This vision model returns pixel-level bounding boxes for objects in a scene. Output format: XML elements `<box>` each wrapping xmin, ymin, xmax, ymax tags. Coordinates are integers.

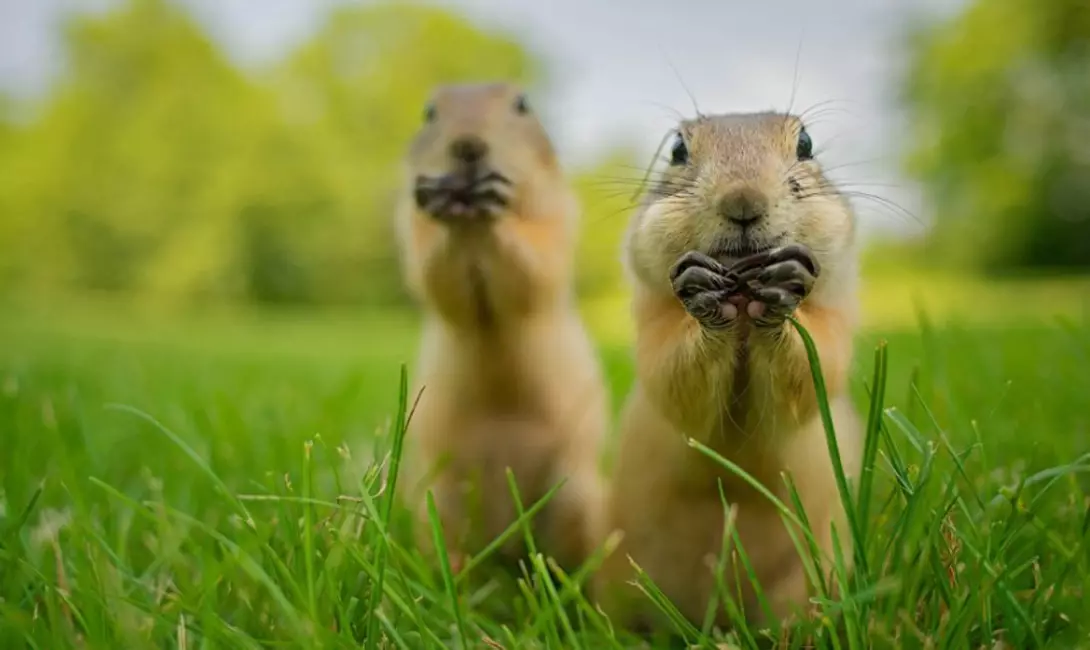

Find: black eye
<box><xmin>514</xmin><ymin>94</ymin><xmax>530</xmax><ymax>115</ymax></box>
<box><xmin>796</xmin><ymin>127</ymin><xmax>813</xmax><ymax>160</ymax></box>
<box><xmin>669</xmin><ymin>134</ymin><xmax>689</xmax><ymax>166</ymax></box>
<box><xmin>424</xmin><ymin>103</ymin><xmax>436</xmax><ymax>123</ymax></box>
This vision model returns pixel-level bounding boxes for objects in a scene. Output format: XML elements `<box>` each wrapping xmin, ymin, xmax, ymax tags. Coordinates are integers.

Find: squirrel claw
<box><xmin>732</xmin><ymin>244</ymin><xmax>820</xmax><ymax>327</ymax></box>
<box><xmin>670</xmin><ymin>251</ymin><xmax>738</xmax><ymax>330</ymax></box>
<box><xmin>672</xmin><ymin>244</ymin><xmax>820</xmax><ymax>329</ymax></box>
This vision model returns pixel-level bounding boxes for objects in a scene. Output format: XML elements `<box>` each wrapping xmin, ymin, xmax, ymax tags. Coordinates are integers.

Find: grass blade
<box><xmin>426</xmin><ymin>490</ymin><xmax>470</xmax><ymax>649</ymax></box>
<box><xmin>104</xmin><ymin>403</ymin><xmax>256</xmax><ymax>529</ymax></box>
<box><xmin>857</xmin><ymin>340</ymin><xmax>889</xmax><ymax>543</ymax></box>
<box><xmin>787</xmin><ymin>316</ymin><xmax>867</xmax><ymax>576</ymax></box>
<box><xmin>301</xmin><ymin>439</ymin><xmax>317</xmax><ymax>622</ymax></box>
<box><xmin>365</xmin><ymin>364</ymin><xmax>412</xmax><ymax>648</ymax></box>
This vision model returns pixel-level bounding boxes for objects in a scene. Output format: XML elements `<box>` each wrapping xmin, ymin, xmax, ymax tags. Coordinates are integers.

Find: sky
<box><xmin>0</xmin><ymin>0</ymin><xmax>968</xmax><ymax>238</ymax></box>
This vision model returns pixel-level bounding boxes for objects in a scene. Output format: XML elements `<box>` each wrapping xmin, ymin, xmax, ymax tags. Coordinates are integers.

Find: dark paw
<box><xmin>669</xmin><ymin>251</ymin><xmax>739</xmax><ymax>330</ymax></box>
<box><xmin>735</xmin><ymin>244</ymin><xmax>820</xmax><ymax>326</ymax></box>
<box><xmin>414</xmin><ymin>170</ymin><xmax>512</xmax><ymax>223</ymax></box>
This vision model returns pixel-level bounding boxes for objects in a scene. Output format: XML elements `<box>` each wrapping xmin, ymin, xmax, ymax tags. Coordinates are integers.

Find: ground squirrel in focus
<box><xmin>591</xmin><ymin>111</ymin><xmax>863</xmax><ymax>631</ymax></box>
<box><xmin>394</xmin><ymin>82</ymin><xmax>609</xmax><ymax>575</ymax></box>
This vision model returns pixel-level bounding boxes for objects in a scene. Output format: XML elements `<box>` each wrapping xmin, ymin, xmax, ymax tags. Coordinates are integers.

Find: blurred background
<box><xmin>0</xmin><ymin>0</ymin><xmax>1087</xmax><ymax>339</ymax></box>
<box><xmin>4</xmin><ymin>4</ymin><xmax>1089</xmax><ymax>646</ymax></box>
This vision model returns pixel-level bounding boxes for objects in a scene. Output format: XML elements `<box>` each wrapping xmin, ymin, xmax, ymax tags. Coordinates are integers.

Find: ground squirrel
<box><xmin>591</xmin><ymin>111</ymin><xmax>863</xmax><ymax>631</ymax></box>
<box><xmin>394</xmin><ymin>82</ymin><xmax>609</xmax><ymax>575</ymax></box>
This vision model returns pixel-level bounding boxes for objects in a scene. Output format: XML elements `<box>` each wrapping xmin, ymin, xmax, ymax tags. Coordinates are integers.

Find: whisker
<box><xmin>796</xmin><ymin>98</ymin><xmax>860</xmax><ymax>122</ymax></box>
<box><xmin>799</xmin><ymin>189</ymin><xmax>921</xmax><ymax>225</ymax></box>
<box><xmin>584</xmin><ymin>171</ymin><xmax>696</xmax><ymax>184</ymax></box>
<box><xmin>841</xmin><ymin>192</ymin><xmax>922</xmax><ymax>226</ymax></box>
<box><xmin>583</xmin><ymin>185</ymin><xmax>697</xmax><ymax>205</ymax></box>
<box><xmin>807</xmin><ymin>177</ymin><xmax>910</xmax><ymax>189</ymax></box>
<box><xmin>815</xmin><ymin>157</ymin><xmax>892</xmax><ymax>175</ymax></box>
<box><xmin>786</xmin><ymin>33</ymin><xmax>806</xmax><ymax>118</ymax></box>
<box><xmin>642</xmin><ymin>101</ymin><xmax>690</xmax><ymax>124</ymax></box>
<box><xmin>660</xmin><ymin>52</ymin><xmax>702</xmax><ymax>119</ymax></box>
<box><xmin>795</xmin><ymin>107</ymin><xmax>854</xmax><ymax>127</ymax></box>
<box><xmin>629</xmin><ymin>129</ymin><xmax>681</xmax><ymax>201</ymax></box>
<box><xmin>581</xmin><ymin>178</ymin><xmax>667</xmax><ymax>190</ymax></box>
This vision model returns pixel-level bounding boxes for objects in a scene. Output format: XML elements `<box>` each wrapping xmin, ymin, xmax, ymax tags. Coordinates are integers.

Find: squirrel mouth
<box><xmin>413</xmin><ymin>169</ymin><xmax>513</xmax><ymax>222</ymax></box>
<box><xmin>707</xmin><ymin>236</ymin><xmax>782</xmax><ymax>264</ymax></box>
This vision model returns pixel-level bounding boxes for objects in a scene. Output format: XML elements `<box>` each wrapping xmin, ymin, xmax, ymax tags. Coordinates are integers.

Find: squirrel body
<box><xmin>592</xmin><ymin>111</ymin><xmax>863</xmax><ymax>630</ymax></box>
<box><xmin>395</xmin><ymin>82</ymin><xmax>608</xmax><ymax>573</ymax></box>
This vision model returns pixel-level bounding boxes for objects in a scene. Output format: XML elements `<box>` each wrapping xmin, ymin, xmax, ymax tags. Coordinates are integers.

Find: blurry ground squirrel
<box><xmin>591</xmin><ymin>111</ymin><xmax>863</xmax><ymax>631</ymax></box>
<box><xmin>394</xmin><ymin>82</ymin><xmax>609</xmax><ymax>574</ymax></box>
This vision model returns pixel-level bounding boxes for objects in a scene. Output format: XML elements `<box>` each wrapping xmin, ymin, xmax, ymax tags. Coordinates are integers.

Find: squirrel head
<box><xmin>405</xmin><ymin>82</ymin><xmax>571</xmax><ymax>226</ymax></box>
<box><xmin>625</xmin><ymin>112</ymin><xmax>857</xmax><ymax>298</ymax></box>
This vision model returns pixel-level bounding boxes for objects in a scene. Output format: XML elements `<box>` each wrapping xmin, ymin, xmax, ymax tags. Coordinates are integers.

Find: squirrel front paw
<box><xmin>734</xmin><ymin>244</ymin><xmax>820</xmax><ymax>327</ymax></box>
<box><xmin>669</xmin><ymin>251</ymin><xmax>740</xmax><ymax>330</ymax></box>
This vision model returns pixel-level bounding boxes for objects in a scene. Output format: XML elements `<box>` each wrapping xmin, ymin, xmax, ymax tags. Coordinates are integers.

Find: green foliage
<box><xmin>11</xmin><ymin>0</ymin><xmax>264</xmax><ymax>297</ymax></box>
<box><xmin>0</xmin><ymin>0</ymin><xmax>571</xmax><ymax>306</ymax></box>
<box><xmin>264</xmin><ymin>3</ymin><xmax>539</xmax><ymax>306</ymax></box>
<box><xmin>902</xmin><ymin>0</ymin><xmax>1090</xmax><ymax>274</ymax></box>
<box><xmin>571</xmin><ymin>147</ymin><xmax>646</xmax><ymax>300</ymax></box>
<box><xmin>0</xmin><ymin>97</ymin><xmax>18</xmax><ymax>286</ymax></box>
<box><xmin>1</xmin><ymin>305</ymin><xmax>1088</xmax><ymax>647</ymax></box>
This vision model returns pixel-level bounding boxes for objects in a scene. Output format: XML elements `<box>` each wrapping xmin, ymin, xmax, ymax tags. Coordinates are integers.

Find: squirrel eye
<box><xmin>669</xmin><ymin>133</ymin><xmax>689</xmax><ymax>166</ymax></box>
<box><xmin>424</xmin><ymin>103</ymin><xmax>437</xmax><ymax>123</ymax></box>
<box><xmin>514</xmin><ymin>94</ymin><xmax>530</xmax><ymax>115</ymax></box>
<box><xmin>796</xmin><ymin>127</ymin><xmax>813</xmax><ymax>161</ymax></box>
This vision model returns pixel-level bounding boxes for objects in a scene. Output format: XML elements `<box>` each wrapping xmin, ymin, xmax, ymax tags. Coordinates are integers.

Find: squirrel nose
<box><xmin>717</xmin><ymin>188</ymin><xmax>768</xmax><ymax>225</ymax></box>
<box><xmin>449</xmin><ymin>136</ymin><xmax>488</xmax><ymax>164</ymax></box>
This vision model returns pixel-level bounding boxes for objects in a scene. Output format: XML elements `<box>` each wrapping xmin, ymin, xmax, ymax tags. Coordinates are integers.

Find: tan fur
<box><xmin>591</xmin><ymin>112</ymin><xmax>863</xmax><ymax>630</ymax></box>
<box><xmin>394</xmin><ymin>82</ymin><xmax>609</xmax><ymax>573</ymax></box>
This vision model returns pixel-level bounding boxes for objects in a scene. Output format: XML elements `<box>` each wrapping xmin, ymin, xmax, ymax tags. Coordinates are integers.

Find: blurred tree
<box><xmin>0</xmin><ymin>96</ymin><xmax>17</xmax><ymax>286</ymax></box>
<box><xmin>570</xmin><ymin>147</ymin><xmax>648</xmax><ymax>300</ymax></box>
<box><xmin>902</xmin><ymin>0</ymin><xmax>1090</xmax><ymax>273</ymax></box>
<box><xmin>267</xmin><ymin>3</ymin><xmax>540</xmax><ymax>305</ymax></box>
<box><xmin>0</xmin><ymin>94</ymin><xmax>10</xmax><ymax>136</ymax></box>
<box><xmin>0</xmin><ymin>0</ymin><xmax>544</xmax><ymax>306</ymax></box>
<box><xmin>6</xmin><ymin>0</ymin><xmax>263</xmax><ymax>300</ymax></box>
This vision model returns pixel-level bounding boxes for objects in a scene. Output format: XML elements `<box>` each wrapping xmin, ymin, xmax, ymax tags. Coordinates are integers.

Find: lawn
<box><xmin>1</xmin><ymin>288</ymin><xmax>1088</xmax><ymax>649</ymax></box>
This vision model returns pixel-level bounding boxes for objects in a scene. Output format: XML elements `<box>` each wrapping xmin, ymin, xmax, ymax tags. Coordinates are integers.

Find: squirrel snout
<box><xmin>717</xmin><ymin>188</ymin><xmax>768</xmax><ymax>225</ymax></box>
<box><xmin>449</xmin><ymin>135</ymin><xmax>489</xmax><ymax>165</ymax></box>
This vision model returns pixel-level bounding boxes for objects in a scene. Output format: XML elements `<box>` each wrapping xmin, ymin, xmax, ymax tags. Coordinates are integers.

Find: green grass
<box><xmin>1</xmin><ymin>300</ymin><xmax>1088</xmax><ymax>649</ymax></box>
